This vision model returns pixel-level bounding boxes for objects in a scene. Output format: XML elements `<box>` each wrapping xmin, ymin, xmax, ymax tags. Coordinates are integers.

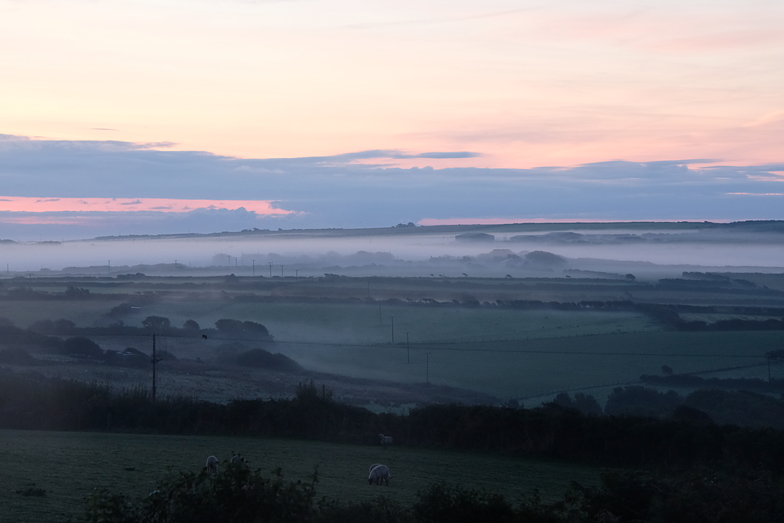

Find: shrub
<box><xmin>235</xmin><ymin>349</ymin><xmax>302</xmax><ymax>372</ymax></box>
<box><xmin>142</xmin><ymin>316</ymin><xmax>171</xmax><ymax>331</ymax></box>
<box><xmin>183</xmin><ymin>319</ymin><xmax>200</xmax><ymax>331</ymax></box>
<box><xmin>413</xmin><ymin>483</ymin><xmax>516</xmax><ymax>523</ymax></box>
<box><xmin>85</xmin><ymin>464</ymin><xmax>317</xmax><ymax>523</ymax></box>
<box><xmin>215</xmin><ymin>319</ymin><xmax>273</xmax><ymax>340</ymax></box>
<box><xmin>62</xmin><ymin>336</ymin><xmax>103</xmax><ymax>358</ymax></box>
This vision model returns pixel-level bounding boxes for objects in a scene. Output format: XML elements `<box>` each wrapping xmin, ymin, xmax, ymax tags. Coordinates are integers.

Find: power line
<box><xmin>265</xmin><ymin>338</ymin><xmax>763</xmax><ymax>359</ymax></box>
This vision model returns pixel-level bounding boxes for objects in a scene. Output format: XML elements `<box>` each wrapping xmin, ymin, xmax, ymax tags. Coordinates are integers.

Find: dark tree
<box><xmin>215</xmin><ymin>319</ymin><xmax>272</xmax><ymax>340</ymax></box>
<box><xmin>573</xmin><ymin>393</ymin><xmax>603</xmax><ymax>416</ymax></box>
<box><xmin>605</xmin><ymin>386</ymin><xmax>683</xmax><ymax>418</ymax></box>
<box><xmin>235</xmin><ymin>349</ymin><xmax>302</xmax><ymax>372</ymax></box>
<box><xmin>215</xmin><ymin>318</ymin><xmax>243</xmax><ymax>332</ymax></box>
<box><xmin>107</xmin><ymin>303</ymin><xmax>134</xmax><ymax>318</ymax></box>
<box><xmin>183</xmin><ymin>319</ymin><xmax>200</xmax><ymax>331</ymax></box>
<box><xmin>142</xmin><ymin>316</ymin><xmax>170</xmax><ymax>331</ymax></box>
<box><xmin>62</xmin><ymin>336</ymin><xmax>103</xmax><ymax>358</ymax></box>
<box><xmin>64</xmin><ymin>286</ymin><xmax>91</xmax><ymax>298</ymax></box>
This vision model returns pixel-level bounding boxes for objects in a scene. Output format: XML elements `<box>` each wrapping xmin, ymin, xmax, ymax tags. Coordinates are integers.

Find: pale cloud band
<box><xmin>0</xmin><ymin>135</ymin><xmax>782</xmax><ymax>240</ymax></box>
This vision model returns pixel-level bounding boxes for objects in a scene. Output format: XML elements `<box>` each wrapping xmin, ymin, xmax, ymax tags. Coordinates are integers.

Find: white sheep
<box><xmin>378</xmin><ymin>433</ymin><xmax>393</xmax><ymax>449</ymax></box>
<box><xmin>205</xmin><ymin>455</ymin><xmax>219</xmax><ymax>475</ymax></box>
<box><xmin>368</xmin><ymin>464</ymin><xmax>391</xmax><ymax>486</ymax></box>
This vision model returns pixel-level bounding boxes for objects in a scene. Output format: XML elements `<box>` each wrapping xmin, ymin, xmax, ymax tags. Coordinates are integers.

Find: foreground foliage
<box><xmin>86</xmin><ymin>464</ymin><xmax>316</xmax><ymax>523</ymax></box>
<box><xmin>85</xmin><ymin>465</ymin><xmax>784</xmax><ymax>523</ymax></box>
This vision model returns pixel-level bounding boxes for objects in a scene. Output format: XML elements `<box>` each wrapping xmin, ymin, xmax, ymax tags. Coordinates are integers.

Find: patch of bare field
<box><xmin>13</xmin><ymin>354</ymin><xmax>500</xmax><ymax>409</ymax></box>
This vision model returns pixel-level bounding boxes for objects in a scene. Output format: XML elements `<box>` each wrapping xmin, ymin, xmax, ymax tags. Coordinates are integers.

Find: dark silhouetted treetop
<box><xmin>64</xmin><ymin>286</ymin><xmax>91</xmax><ymax>299</ymax></box>
<box><xmin>214</xmin><ymin>319</ymin><xmax>273</xmax><ymax>340</ymax></box>
<box><xmin>142</xmin><ymin>315</ymin><xmax>171</xmax><ymax>331</ymax></box>
<box><xmin>525</xmin><ymin>251</ymin><xmax>567</xmax><ymax>266</ymax></box>
<box><xmin>62</xmin><ymin>336</ymin><xmax>103</xmax><ymax>358</ymax></box>
<box><xmin>235</xmin><ymin>349</ymin><xmax>302</xmax><ymax>372</ymax></box>
<box><xmin>183</xmin><ymin>319</ymin><xmax>200</xmax><ymax>330</ymax></box>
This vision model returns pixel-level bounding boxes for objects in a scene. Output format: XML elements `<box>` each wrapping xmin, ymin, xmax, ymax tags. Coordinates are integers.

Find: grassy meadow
<box><xmin>0</xmin><ymin>297</ymin><xmax>658</xmax><ymax>343</ymax></box>
<box><xmin>2</xmin><ymin>292</ymin><xmax>783</xmax><ymax>403</ymax></box>
<box><xmin>0</xmin><ymin>429</ymin><xmax>601</xmax><ymax>523</ymax></box>
<box><xmin>279</xmin><ymin>330</ymin><xmax>782</xmax><ymax>400</ymax></box>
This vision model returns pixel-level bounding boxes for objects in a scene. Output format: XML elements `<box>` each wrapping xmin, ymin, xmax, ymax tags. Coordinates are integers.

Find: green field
<box><xmin>0</xmin><ymin>430</ymin><xmax>601</xmax><ymax>523</ymax></box>
<box><xmin>3</xmin><ymin>294</ymin><xmax>783</xmax><ymax>403</ymax></box>
<box><xmin>0</xmin><ymin>298</ymin><xmax>659</xmax><ymax>343</ymax></box>
<box><xmin>279</xmin><ymin>330</ymin><xmax>783</xmax><ymax>400</ymax></box>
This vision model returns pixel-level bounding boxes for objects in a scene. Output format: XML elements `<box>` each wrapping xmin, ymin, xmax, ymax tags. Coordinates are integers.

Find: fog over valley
<box><xmin>3</xmin><ymin>221</ymin><xmax>783</xmax><ymax>278</ymax></box>
<box><xmin>4</xmin><ymin>0</ymin><xmax>784</xmax><ymax>516</ymax></box>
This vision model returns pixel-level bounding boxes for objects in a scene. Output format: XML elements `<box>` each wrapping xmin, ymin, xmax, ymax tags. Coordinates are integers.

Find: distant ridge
<box><xmin>86</xmin><ymin>220</ymin><xmax>784</xmax><ymax>243</ymax></box>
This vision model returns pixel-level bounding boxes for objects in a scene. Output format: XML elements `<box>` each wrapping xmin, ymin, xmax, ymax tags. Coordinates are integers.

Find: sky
<box><xmin>1</xmin><ymin>0</ymin><xmax>783</xmax><ymax>240</ymax></box>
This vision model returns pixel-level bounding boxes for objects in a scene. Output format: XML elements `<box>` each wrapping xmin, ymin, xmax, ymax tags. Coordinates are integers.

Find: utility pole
<box><xmin>390</xmin><ymin>316</ymin><xmax>394</xmax><ymax>344</ymax></box>
<box><xmin>108</xmin><ymin>260</ymin><xmax>111</xmax><ymax>274</ymax></box>
<box><xmin>406</xmin><ymin>332</ymin><xmax>410</xmax><ymax>364</ymax></box>
<box><xmin>295</xmin><ymin>269</ymin><xmax>299</xmax><ymax>278</ymax></box>
<box><xmin>426</xmin><ymin>352</ymin><xmax>430</xmax><ymax>384</ymax></box>
<box><xmin>252</xmin><ymin>260</ymin><xmax>255</xmax><ymax>276</ymax></box>
<box><xmin>281</xmin><ymin>265</ymin><xmax>285</xmax><ymax>277</ymax></box>
<box><xmin>151</xmin><ymin>333</ymin><xmax>162</xmax><ymax>402</ymax></box>
<box><xmin>268</xmin><ymin>262</ymin><xmax>273</xmax><ymax>277</ymax></box>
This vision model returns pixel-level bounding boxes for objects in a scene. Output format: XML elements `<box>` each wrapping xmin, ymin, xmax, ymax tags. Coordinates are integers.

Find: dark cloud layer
<box><xmin>0</xmin><ymin>135</ymin><xmax>782</xmax><ymax>240</ymax></box>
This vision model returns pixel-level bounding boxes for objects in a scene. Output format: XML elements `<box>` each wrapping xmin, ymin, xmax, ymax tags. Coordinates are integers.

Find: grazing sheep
<box><xmin>205</xmin><ymin>455</ymin><xmax>219</xmax><ymax>475</ymax></box>
<box><xmin>368</xmin><ymin>463</ymin><xmax>382</xmax><ymax>474</ymax></box>
<box><xmin>379</xmin><ymin>434</ymin><xmax>393</xmax><ymax>449</ymax></box>
<box><xmin>368</xmin><ymin>464</ymin><xmax>391</xmax><ymax>486</ymax></box>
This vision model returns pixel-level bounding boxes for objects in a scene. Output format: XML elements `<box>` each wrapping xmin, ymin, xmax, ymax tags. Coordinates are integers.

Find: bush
<box><xmin>62</xmin><ymin>336</ymin><xmax>103</xmax><ymax>358</ymax></box>
<box><xmin>413</xmin><ymin>484</ymin><xmax>516</xmax><ymax>523</ymax></box>
<box><xmin>183</xmin><ymin>319</ymin><xmax>200</xmax><ymax>331</ymax></box>
<box><xmin>235</xmin><ymin>349</ymin><xmax>302</xmax><ymax>372</ymax></box>
<box><xmin>551</xmin><ymin>392</ymin><xmax>602</xmax><ymax>416</ymax></box>
<box><xmin>604</xmin><ymin>386</ymin><xmax>682</xmax><ymax>418</ymax></box>
<box><xmin>215</xmin><ymin>319</ymin><xmax>273</xmax><ymax>341</ymax></box>
<box><xmin>85</xmin><ymin>464</ymin><xmax>317</xmax><ymax>523</ymax></box>
<box><xmin>142</xmin><ymin>316</ymin><xmax>171</xmax><ymax>331</ymax></box>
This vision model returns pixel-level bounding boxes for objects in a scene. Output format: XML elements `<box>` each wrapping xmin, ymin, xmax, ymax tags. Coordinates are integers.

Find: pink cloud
<box><xmin>0</xmin><ymin>196</ymin><xmax>294</xmax><ymax>215</ymax></box>
<box><xmin>532</xmin><ymin>10</ymin><xmax>784</xmax><ymax>53</ymax></box>
<box><xmin>726</xmin><ymin>193</ymin><xmax>784</xmax><ymax>196</ymax></box>
<box><xmin>1</xmin><ymin>217</ymin><xmax>94</xmax><ymax>225</ymax></box>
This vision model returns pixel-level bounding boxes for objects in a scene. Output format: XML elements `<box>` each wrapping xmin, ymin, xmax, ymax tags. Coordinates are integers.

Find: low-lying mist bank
<box><xmin>2</xmin><ymin>221</ymin><xmax>783</xmax><ymax>277</ymax></box>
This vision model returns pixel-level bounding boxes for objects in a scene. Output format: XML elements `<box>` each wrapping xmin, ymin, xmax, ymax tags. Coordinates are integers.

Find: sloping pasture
<box><xmin>78</xmin><ymin>299</ymin><xmax>658</xmax><ymax>345</ymax></box>
<box><xmin>0</xmin><ymin>429</ymin><xmax>601</xmax><ymax>523</ymax></box>
<box><xmin>279</xmin><ymin>330</ymin><xmax>784</xmax><ymax>400</ymax></box>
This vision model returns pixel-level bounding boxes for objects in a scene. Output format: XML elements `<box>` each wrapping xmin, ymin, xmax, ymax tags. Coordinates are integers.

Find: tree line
<box><xmin>3</xmin><ymin>374</ymin><xmax>784</xmax><ymax>476</ymax></box>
